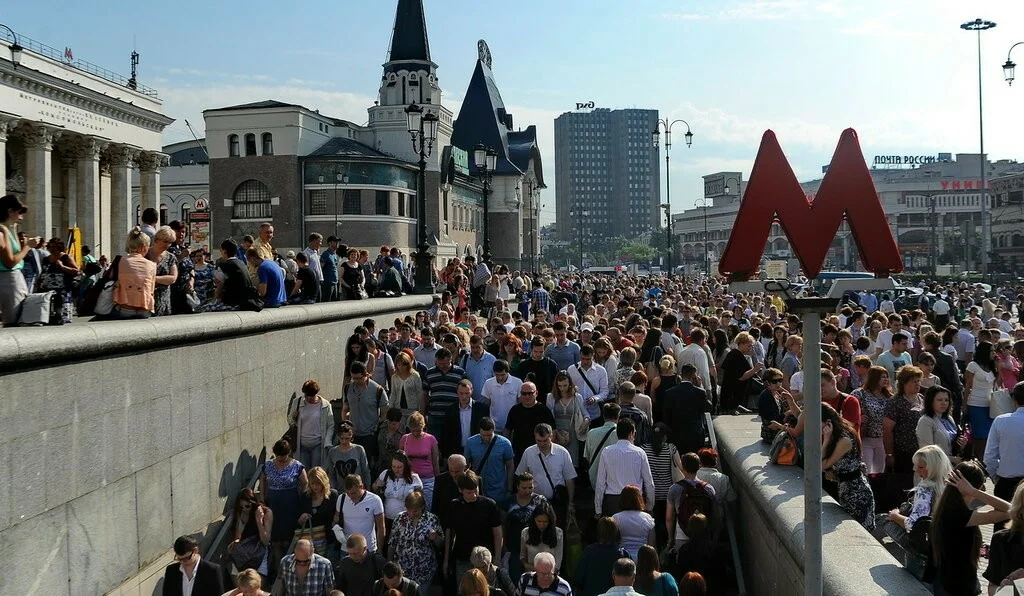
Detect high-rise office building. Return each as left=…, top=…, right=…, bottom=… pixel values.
left=554, top=108, right=661, bottom=243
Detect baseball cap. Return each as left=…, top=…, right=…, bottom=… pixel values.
left=581, top=322, right=595, bottom=332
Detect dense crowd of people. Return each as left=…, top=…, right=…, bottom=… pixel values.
left=8, top=197, right=1024, bottom=595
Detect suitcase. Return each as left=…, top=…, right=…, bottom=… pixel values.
left=18, top=291, right=61, bottom=326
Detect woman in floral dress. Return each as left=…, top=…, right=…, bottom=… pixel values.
left=388, top=490, right=442, bottom=595
left=821, top=404, right=875, bottom=530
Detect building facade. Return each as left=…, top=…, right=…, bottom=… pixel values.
left=673, top=154, right=1024, bottom=276
left=203, top=0, right=544, bottom=269
left=554, top=108, right=660, bottom=243
left=1, top=30, right=172, bottom=258
left=131, top=139, right=209, bottom=248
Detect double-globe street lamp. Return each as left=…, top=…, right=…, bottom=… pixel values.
left=472, top=143, right=497, bottom=266
left=652, top=119, right=693, bottom=279
left=960, top=18, right=996, bottom=279
left=405, top=103, right=440, bottom=294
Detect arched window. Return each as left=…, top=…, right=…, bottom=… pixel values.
left=228, top=134, right=239, bottom=157
left=232, top=179, right=272, bottom=219
left=244, top=134, right=257, bottom=156
left=262, top=133, right=274, bottom=156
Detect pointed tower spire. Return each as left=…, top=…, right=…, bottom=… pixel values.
left=385, top=0, right=432, bottom=72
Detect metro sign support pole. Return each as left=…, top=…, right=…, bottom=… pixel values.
left=721, top=129, right=902, bottom=596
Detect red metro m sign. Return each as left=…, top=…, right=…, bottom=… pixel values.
left=718, top=128, right=903, bottom=282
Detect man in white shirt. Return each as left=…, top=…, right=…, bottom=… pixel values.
left=569, top=345, right=609, bottom=421
left=481, top=360, right=523, bottom=433
left=336, top=474, right=386, bottom=553
left=953, top=319, right=977, bottom=371
left=516, top=423, right=577, bottom=527
left=594, top=419, right=656, bottom=517
left=875, top=314, right=913, bottom=358
left=931, top=295, right=951, bottom=328
left=677, top=329, right=712, bottom=395
left=984, top=383, right=1024, bottom=530
left=302, top=233, right=324, bottom=285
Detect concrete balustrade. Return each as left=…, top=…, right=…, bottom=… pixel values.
left=0, top=296, right=431, bottom=596
left=713, top=414, right=932, bottom=596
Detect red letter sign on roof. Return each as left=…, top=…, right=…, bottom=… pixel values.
left=718, top=128, right=902, bottom=282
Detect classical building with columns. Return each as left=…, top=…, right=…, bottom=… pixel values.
left=204, top=0, right=544, bottom=270
left=1, top=31, right=172, bottom=258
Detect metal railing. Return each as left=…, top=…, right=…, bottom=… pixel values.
left=0, top=28, right=159, bottom=97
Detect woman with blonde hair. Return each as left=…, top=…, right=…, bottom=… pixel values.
left=298, top=466, right=339, bottom=563
left=390, top=351, right=424, bottom=428
left=878, top=445, right=951, bottom=573
left=111, top=227, right=156, bottom=319
left=648, top=354, right=679, bottom=422
left=149, top=225, right=178, bottom=316
left=720, top=331, right=762, bottom=415
left=221, top=568, right=268, bottom=596
left=398, top=412, right=439, bottom=509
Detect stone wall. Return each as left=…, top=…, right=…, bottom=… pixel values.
left=713, top=415, right=932, bottom=596
left=0, top=296, right=431, bottom=596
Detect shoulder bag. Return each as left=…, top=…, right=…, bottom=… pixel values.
left=472, top=436, right=498, bottom=475
left=536, top=448, right=569, bottom=508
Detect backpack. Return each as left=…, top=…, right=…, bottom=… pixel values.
left=675, top=479, right=714, bottom=531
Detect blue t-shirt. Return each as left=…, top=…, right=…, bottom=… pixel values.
left=257, top=260, right=286, bottom=307
left=545, top=341, right=581, bottom=373
left=321, top=251, right=339, bottom=284
left=464, top=434, right=514, bottom=502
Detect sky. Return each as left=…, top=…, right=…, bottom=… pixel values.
left=4, top=0, right=1024, bottom=227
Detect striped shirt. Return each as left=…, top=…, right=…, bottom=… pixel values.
left=594, top=440, right=656, bottom=515
left=517, top=572, right=573, bottom=595
left=424, top=364, right=467, bottom=432
left=643, top=442, right=679, bottom=500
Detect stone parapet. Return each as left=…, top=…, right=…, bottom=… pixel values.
left=712, top=414, right=932, bottom=596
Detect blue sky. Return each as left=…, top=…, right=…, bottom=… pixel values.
left=5, top=0, right=1024, bottom=226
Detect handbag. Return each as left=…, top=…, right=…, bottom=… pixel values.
left=991, top=387, right=1015, bottom=418
left=769, top=429, right=800, bottom=466
left=571, top=403, right=590, bottom=442
left=184, top=291, right=201, bottom=312
left=227, top=535, right=267, bottom=572
left=292, top=519, right=328, bottom=555
left=537, top=448, right=569, bottom=507
left=94, top=280, right=116, bottom=316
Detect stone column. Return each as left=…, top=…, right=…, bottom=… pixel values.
left=61, top=156, right=76, bottom=235
left=22, top=124, right=61, bottom=238
left=136, top=151, right=162, bottom=217
left=106, top=145, right=136, bottom=255
left=73, top=138, right=105, bottom=252
left=0, top=117, right=19, bottom=194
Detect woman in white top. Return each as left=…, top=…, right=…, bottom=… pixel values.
left=964, top=342, right=997, bottom=457
left=611, top=485, right=656, bottom=561
left=390, top=352, right=425, bottom=429
left=594, top=338, right=620, bottom=395
left=372, top=451, right=423, bottom=528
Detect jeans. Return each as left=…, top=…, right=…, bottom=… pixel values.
left=298, top=443, right=323, bottom=469
left=110, top=307, right=152, bottom=320
left=320, top=281, right=338, bottom=302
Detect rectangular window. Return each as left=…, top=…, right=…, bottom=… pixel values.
left=343, top=189, right=361, bottom=215
left=244, top=134, right=257, bottom=156
left=309, top=190, right=328, bottom=215
left=398, top=194, right=406, bottom=217
left=375, top=190, right=390, bottom=215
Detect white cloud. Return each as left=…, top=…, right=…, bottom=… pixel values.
left=665, top=0, right=849, bottom=22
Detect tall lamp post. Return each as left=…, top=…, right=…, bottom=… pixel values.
left=570, top=207, right=588, bottom=272
left=405, top=103, right=440, bottom=294
left=1003, top=42, right=1024, bottom=84
left=473, top=143, right=497, bottom=266
left=660, top=203, right=672, bottom=276
left=0, top=24, right=24, bottom=68
left=652, top=118, right=693, bottom=279
left=961, top=18, right=996, bottom=279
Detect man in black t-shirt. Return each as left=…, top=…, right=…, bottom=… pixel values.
left=289, top=251, right=321, bottom=304
left=504, top=381, right=556, bottom=464
left=442, top=471, right=502, bottom=583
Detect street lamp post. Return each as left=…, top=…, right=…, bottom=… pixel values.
left=570, top=207, right=588, bottom=272
left=961, top=18, right=996, bottom=279
left=405, top=103, right=440, bottom=294
left=0, top=24, right=24, bottom=68
left=1003, top=42, right=1024, bottom=85
left=473, top=144, right=497, bottom=266
left=652, top=118, right=693, bottom=279
left=660, top=203, right=672, bottom=276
